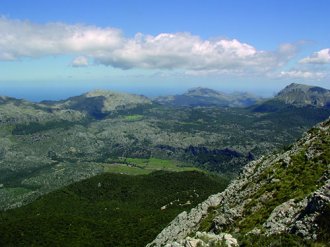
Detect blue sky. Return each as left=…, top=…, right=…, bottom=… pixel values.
left=0, top=0, right=329, bottom=101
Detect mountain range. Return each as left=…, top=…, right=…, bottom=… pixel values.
left=154, top=83, right=330, bottom=109
left=0, top=82, right=330, bottom=246
left=252, top=83, right=330, bottom=113
left=42, top=90, right=152, bottom=119
left=154, top=87, right=262, bottom=108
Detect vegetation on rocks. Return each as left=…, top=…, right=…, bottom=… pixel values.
left=148, top=118, right=330, bottom=247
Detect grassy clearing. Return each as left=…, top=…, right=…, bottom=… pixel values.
left=103, top=164, right=152, bottom=175
left=123, top=114, right=144, bottom=121
left=103, top=157, right=201, bottom=175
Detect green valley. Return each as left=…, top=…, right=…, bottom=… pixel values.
left=1, top=84, right=330, bottom=211
left=0, top=171, right=228, bottom=247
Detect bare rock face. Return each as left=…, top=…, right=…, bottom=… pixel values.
left=147, top=118, right=330, bottom=246
left=165, top=232, right=238, bottom=247
left=289, top=180, right=330, bottom=239
left=262, top=198, right=307, bottom=235
left=260, top=180, right=330, bottom=239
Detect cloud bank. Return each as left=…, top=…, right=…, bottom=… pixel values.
left=279, top=70, right=326, bottom=79
left=300, top=48, right=330, bottom=64
left=0, top=17, right=294, bottom=74
left=72, top=56, right=89, bottom=67
left=0, top=17, right=122, bottom=60
left=0, top=17, right=328, bottom=80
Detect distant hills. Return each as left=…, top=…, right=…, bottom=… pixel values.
left=42, top=90, right=151, bottom=119
left=154, top=83, right=330, bottom=109
left=250, top=83, right=330, bottom=112
left=2, top=83, right=329, bottom=113
left=154, top=87, right=262, bottom=107
left=275, top=83, right=330, bottom=107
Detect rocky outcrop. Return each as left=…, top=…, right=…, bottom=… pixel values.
left=254, top=178, right=330, bottom=239
left=146, top=193, right=224, bottom=246
left=289, top=179, right=330, bottom=238
left=147, top=118, right=330, bottom=246
left=147, top=154, right=275, bottom=246
left=165, top=232, right=238, bottom=247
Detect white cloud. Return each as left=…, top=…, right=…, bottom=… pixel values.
left=97, top=33, right=299, bottom=75
left=279, top=70, right=326, bottom=79
left=278, top=43, right=298, bottom=58
left=0, top=17, right=122, bottom=59
left=299, top=48, right=330, bottom=64
left=72, top=56, right=89, bottom=67
left=0, top=17, right=297, bottom=75
left=94, top=33, right=272, bottom=70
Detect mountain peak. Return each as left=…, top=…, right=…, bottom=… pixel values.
left=84, top=89, right=117, bottom=97
left=276, top=83, right=330, bottom=107
left=40, top=89, right=151, bottom=119
left=286, top=82, right=306, bottom=88
left=279, top=82, right=328, bottom=93
left=185, top=87, right=222, bottom=97
left=155, top=87, right=261, bottom=108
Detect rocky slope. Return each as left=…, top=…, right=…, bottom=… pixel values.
left=147, top=118, right=330, bottom=246
left=154, top=87, right=261, bottom=107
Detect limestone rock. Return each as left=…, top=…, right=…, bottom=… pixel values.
left=165, top=232, right=238, bottom=247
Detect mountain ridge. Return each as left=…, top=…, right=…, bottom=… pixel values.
left=154, top=83, right=330, bottom=109
left=154, top=87, right=262, bottom=108
left=274, top=82, right=330, bottom=107
left=2, top=82, right=329, bottom=110
left=250, top=83, right=330, bottom=113
left=40, top=89, right=152, bottom=119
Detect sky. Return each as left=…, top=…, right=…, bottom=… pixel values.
left=0, top=0, right=329, bottom=101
